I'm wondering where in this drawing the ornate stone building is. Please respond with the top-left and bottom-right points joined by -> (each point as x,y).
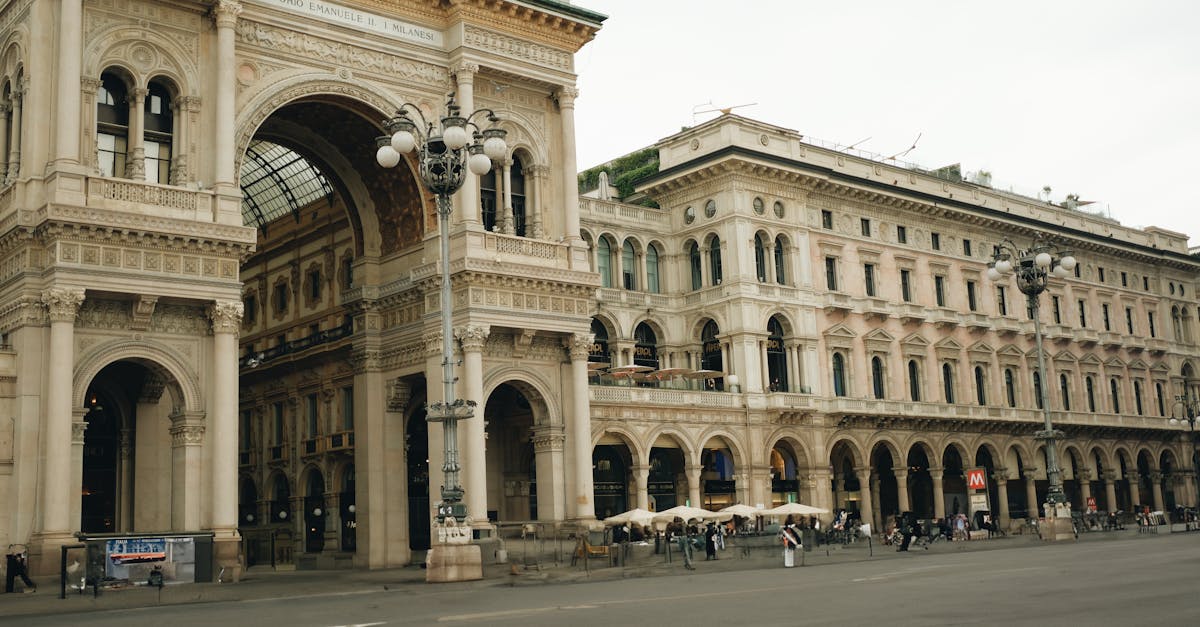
580,114 -> 1200,536
0,0 -> 604,575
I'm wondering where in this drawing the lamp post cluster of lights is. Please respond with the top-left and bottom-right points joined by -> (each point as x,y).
375,94 -> 507,523
1170,395 -> 1200,510
989,237 -> 1077,513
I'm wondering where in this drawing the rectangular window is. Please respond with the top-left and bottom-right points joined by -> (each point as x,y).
1078,300 -> 1088,327
1102,303 -> 1111,331
273,402 -> 284,444
1074,264 -> 1081,278
864,263 -> 876,297
900,269 -> 912,302
1098,267 -> 1106,283
997,286 -> 1008,316
1052,296 -> 1062,324
308,323 -> 320,339
931,232 -> 941,250
97,133 -> 128,178
897,226 -> 907,244
144,140 -> 171,184
966,280 -> 978,311
1121,271 -> 1128,287
1125,307 -> 1134,334
342,386 -> 354,431
343,257 -> 353,287
821,210 -> 833,229
962,239 -> 972,256
308,270 -> 321,301
935,276 -> 946,307
1143,276 -> 1149,291
861,218 -> 871,237
306,393 -> 319,437
240,410 -> 252,450
1149,312 -> 1157,337
825,257 -> 838,291
244,295 -> 257,325
274,283 -> 288,313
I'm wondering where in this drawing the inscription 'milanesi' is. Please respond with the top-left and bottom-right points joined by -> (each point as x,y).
247,0 -> 443,48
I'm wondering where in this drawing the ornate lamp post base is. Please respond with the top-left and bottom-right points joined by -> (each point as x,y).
426,518 -> 483,582
1040,502 -> 1076,542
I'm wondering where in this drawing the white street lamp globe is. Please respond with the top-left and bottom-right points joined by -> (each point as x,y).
1035,252 -> 1052,268
347,504 -> 356,514
468,152 -> 492,175
442,125 -> 469,150
483,136 -> 507,160
986,267 -> 1001,282
376,145 -> 400,168
391,130 -> 416,154
278,510 -> 288,520
1170,417 -> 1180,425
995,259 -> 1013,274
1060,255 -> 1077,271
1052,265 -> 1070,278
313,507 -> 323,517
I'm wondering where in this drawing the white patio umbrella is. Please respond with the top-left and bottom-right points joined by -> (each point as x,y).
762,502 -> 830,517
652,505 -> 731,523
719,503 -> 764,518
602,508 -> 657,527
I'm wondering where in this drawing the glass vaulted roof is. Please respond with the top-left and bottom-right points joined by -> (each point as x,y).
240,140 -> 332,229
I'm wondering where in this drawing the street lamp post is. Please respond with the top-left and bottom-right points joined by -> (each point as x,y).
1169,395 -> 1200,518
989,236 -> 1077,540
374,94 -> 506,576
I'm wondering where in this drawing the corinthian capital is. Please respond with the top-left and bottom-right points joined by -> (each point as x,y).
555,86 -> 579,107
42,287 -> 86,322
567,332 -> 594,361
453,62 -> 480,81
455,325 -> 490,353
208,300 -> 244,334
212,1 -> 243,28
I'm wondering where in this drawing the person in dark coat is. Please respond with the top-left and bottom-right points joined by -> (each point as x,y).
704,522 -> 719,560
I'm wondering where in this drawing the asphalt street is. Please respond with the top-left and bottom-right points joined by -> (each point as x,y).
6,534 -> 1198,627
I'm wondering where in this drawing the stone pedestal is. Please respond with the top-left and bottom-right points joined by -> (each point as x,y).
426,544 -> 483,583
213,537 -> 244,583
1040,502 -> 1075,542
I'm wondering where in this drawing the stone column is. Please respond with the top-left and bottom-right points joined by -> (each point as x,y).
1150,472 -> 1165,511
632,464 -> 650,511
170,97 -> 198,185
930,468 -> 946,519
870,473 -> 882,529
830,477 -> 842,511
7,84 -> 22,182
1104,473 -> 1118,513
531,427 -> 566,522
1128,473 -> 1141,509
501,159 -> 516,234
69,409 -> 88,539
170,411 -> 206,531
211,1 -> 240,189
557,86 -> 581,241
0,103 -> 9,176
994,474 -> 1011,529
323,491 -> 341,552
40,287 -> 85,540
454,62 -> 481,225
209,301 -> 243,577
894,469 -> 910,513
118,429 -> 133,531
1024,470 -> 1040,518
528,165 -> 546,238
126,88 -> 147,179
456,325 -> 490,527
1078,470 -> 1093,509
856,469 -> 874,530
568,333 -> 595,519
54,0 -> 83,165
686,465 -> 702,509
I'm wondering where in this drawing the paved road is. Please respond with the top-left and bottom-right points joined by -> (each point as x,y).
8,534 -> 1198,627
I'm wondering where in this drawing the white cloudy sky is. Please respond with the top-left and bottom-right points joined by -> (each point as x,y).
572,0 -> 1200,247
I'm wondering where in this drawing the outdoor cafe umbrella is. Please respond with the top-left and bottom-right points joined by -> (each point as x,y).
762,502 -> 830,517
684,369 -> 724,379
608,364 -> 654,375
652,505 -> 731,523
719,503 -> 764,518
648,367 -> 693,380
602,508 -> 657,527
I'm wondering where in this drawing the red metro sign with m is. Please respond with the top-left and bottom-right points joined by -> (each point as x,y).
966,468 -> 987,491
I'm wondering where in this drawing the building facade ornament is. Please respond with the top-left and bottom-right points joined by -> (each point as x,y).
41,287 -> 86,322
212,1 -> 243,29
386,378 -> 411,412
567,332 -> 594,361
208,300 -> 243,334
455,325 -> 490,353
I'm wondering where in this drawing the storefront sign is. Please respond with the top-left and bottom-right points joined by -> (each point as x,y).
247,0 -> 444,48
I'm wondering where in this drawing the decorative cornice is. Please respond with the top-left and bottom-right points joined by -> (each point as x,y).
42,287 -> 86,322
130,295 -> 159,331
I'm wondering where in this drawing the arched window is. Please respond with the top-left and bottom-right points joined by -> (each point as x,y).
97,72 -> 130,178
596,238 -> 613,288
480,165 -> 498,231
1004,368 -> 1016,408
1109,378 -> 1121,413
701,320 -> 723,391
1059,374 -> 1071,411
646,244 -> 660,293
589,318 -> 610,365
144,80 -> 174,184
633,322 -> 659,370
832,353 -> 847,397
1033,372 -> 1043,409
621,239 -> 637,290
872,356 -> 885,399
1133,380 -> 1144,415
766,317 -> 787,392
908,360 -> 921,401
943,363 -> 955,403
510,158 -> 527,236
774,236 -> 787,285
754,234 -> 766,282
1086,376 -> 1096,412
689,242 -> 702,290
709,236 -> 723,285
974,366 -> 987,405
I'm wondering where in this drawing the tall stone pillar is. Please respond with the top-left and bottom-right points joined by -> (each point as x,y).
894,469 -> 910,513
632,465 -> 649,511
69,409 -> 88,541
170,411 -> 206,531
686,465 -> 702,509
209,301 -> 242,579
1078,470 -> 1093,509
856,469 -> 874,531
528,165 -> 547,238
55,0 -> 82,165
1128,473 -> 1141,509
118,429 -> 133,531
6,83 -> 22,182
454,62 -> 480,225
556,86 -> 581,241
930,468 -> 946,519
211,1 -> 240,190
1024,470 -> 1040,518
126,88 -> 147,179
1150,472 -> 1165,511
39,288 -> 85,549
0,103 -> 9,176
456,325 -> 490,528
501,159 -> 515,234
994,472 -> 1011,529
870,473 -> 882,530
568,333 -> 595,519
1104,473 -> 1118,513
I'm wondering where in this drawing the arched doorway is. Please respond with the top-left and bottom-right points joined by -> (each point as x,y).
484,383 -> 536,521
700,320 -> 723,391
648,437 -> 685,511
407,407 -> 430,552
870,443 -> 898,519
592,443 -> 630,519
304,470 -> 326,553
770,442 -> 799,506
907,446 -> 934,519
700,437 -> 736,509
340,464 -> 356,552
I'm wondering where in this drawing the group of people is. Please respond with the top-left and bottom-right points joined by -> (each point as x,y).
664,519 -> 726,570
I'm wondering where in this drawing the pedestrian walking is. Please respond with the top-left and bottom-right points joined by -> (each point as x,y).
674,521 -> 695,570
704,522 -> 719,560
779,520 -> 801,567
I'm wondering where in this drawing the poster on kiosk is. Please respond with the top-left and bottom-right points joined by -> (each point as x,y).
105,537 -> 197,584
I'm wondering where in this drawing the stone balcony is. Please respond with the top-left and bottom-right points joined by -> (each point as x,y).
1146,337 -> 1169,354
961,312 -> 992,333
823,291 -> 853,314
994,317 -> 1022,336
862,297 -> 892,321
930,307 -> 960,329
820,397 -> 1177,432
1077,328 -> 1100,346
1123,335 -> 1146,352
1100,331 -> 1124,348
580,197 -> 672,229
897,303 -> 927,324
589,385 -> 739,408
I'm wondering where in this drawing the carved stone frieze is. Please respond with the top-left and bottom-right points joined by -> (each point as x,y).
349,348 -> 381,373
169,422 -> 206,447
386,378 -> 411,412
531,426 -> 566,453
75,299 -> 131,330
130,295 -> 159,331
42,287 -> 86,323
462,25 -> 570,71
150,304 -> 210,336
423,331 -> 443,357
